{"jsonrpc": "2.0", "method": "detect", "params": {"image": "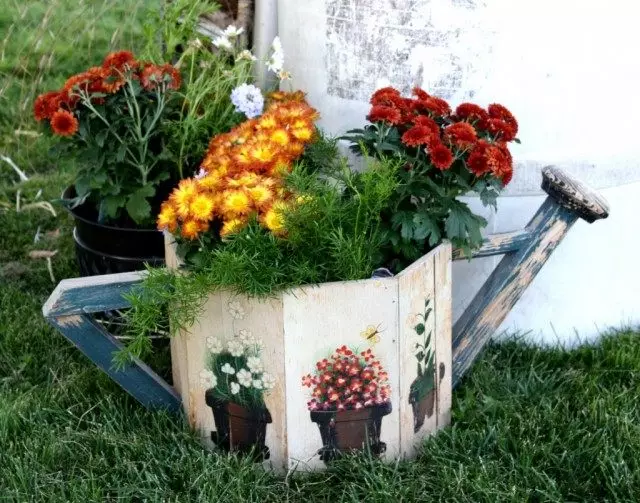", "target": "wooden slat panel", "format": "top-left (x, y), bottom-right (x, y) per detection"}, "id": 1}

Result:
top-left (282, 277), bottom-right (400, 471)
top-left (397, 251), bottom-right (437, 458)
top-left (434, 243), bottom-right (452, 429)
top-left (452, 230), bottom-right (532, 260)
